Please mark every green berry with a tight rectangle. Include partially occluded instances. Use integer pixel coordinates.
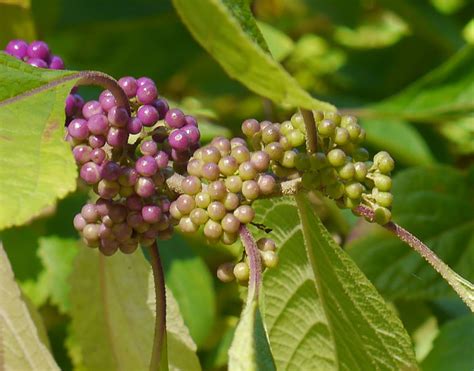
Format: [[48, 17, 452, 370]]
[[234, 205, 255, 224], [375, 191, 393, 207], [264, 142, 284, 161], [169, 202, 182, 220], [279, 136, 292, 150], [373, 174, 392, 191], [321, 168, 338, 185], [261, 125, 280, 144], [179, 217, 199, 233], [281, 150, 297, 168], [353, 147, 369, 162], [324, 111, 341, 125], [181, 175, 201, 195], [309, 152, 327, 170], [204, 219, 223, 239], [239, 161, 257, 180], [223, 192, 240, 211], [195, 192, 211, 208], [190, 208, 209, 225], [280, 120, 294, 136], [218, 156, 239, 176], [208, 180, 227, 200], [318, 119, 336, 137], [327, 149, 346, 167], [261, 250, 279, 268], [374, 207, 391, 225], [187, 159, 203, 177], [374, 151, 395, 174], [356, 128, 366, 143], [334, 127, 350, 146], [202, 146, 221, 163], [257, 238, 276, 251], [290, 112, 305, 130], [221, 213, 241, 233], [325, 182, 345, 199], [346, 122, 361, 141], [217, 262, 235, 282], [345, 182, 364, 199], [338, 162, 355, 180], [344, 196, 360, 209], [225, 175, 243, 193], [313, 111, 324, 122], [354, 162, 368, 181], [242, 180, 260, 200], [201, 162, 220, 181], [231, 145, 251, 164], [287, 130, 305, 147], [233, 262, 250, 282], [221, 231, 238, 245], [241, 118, 260, 137], [207, 201, 226, 221], [340, 115, 357, 128]]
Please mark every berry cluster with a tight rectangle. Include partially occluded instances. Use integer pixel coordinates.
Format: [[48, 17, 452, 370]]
[[241, 111, 395, 224], [5, 39, 65, 69]]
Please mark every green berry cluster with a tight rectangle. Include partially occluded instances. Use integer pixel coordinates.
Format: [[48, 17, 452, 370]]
[[216, 238, 278, 285]]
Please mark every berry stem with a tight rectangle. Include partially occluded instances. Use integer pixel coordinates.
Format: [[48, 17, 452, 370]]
[[239, 225, 262, 299], [300, 108, 318, 154], [355, 205, 474, 311], [148, 241, 168, 370]]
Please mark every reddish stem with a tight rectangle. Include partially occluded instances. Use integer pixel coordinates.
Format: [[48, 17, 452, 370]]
[[239, 225, 262, 299]]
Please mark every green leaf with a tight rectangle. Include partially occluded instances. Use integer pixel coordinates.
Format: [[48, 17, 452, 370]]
[[0, 242, 59, 370], [0, 54, 82, 230], [421, 315, 474, 371], [35, 237, 78, 313], [172, 0, 334, 111], [257, 21, 294, 62], [348, 166, 474, 300], [362, 118, 434, 165], [228, 297, 275, 371], [254, 196, 418, 370], [361, 46, 474, 122], [68, 247, 200, 371], [160, 235, 216, 347]]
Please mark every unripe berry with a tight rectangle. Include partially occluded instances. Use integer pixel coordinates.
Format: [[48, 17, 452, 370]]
[[261, 125, 280, 144], [225, 176, 243, 193], [176, 194, 196, 215], [233, 262, 250, 282], [324, 111, 341, 125], [375, 192, 393, 208], [204, 219, 223, 240], [340, 115, 357, 128], [187, 159, 203, 177], [208, 180, 227, 200], [179, 217, 199, 233], [83, 224, 100, 241], [318, 119, 336, 137], [221, 213, 240, 233], [234, 205, 255, 224], [374, 151, 395, 174], [290, 112, 305, 130], [190, 208, 209, 225], [338, 162, 355, 180], [242, 180, 260, 200], [97, 179, 120, 199], [345, 182, 364, 199], [287, 130, 305, 147], [231, 145, 251, 164], [309, 152, 327, 170], [257, 174, 276, 195], [169, 202, 182, 220], [207, 201, 226, 221], [325, 183, 345, 199], [261, 250, 279, 268], [217, 262, 235, 283], [221, 231, 238, 245], [374, 207, 391, 225], [264, 142, 284, 161], [202, 146, 221, 163], [181, 175, 202, 195], [212, 136, 231, 155], [241, 119, 260, 137], [195, 192, 211, 208], [257, 238, 276, 252], [346, 122, 362, 141], [354, 162, 368, 182], [327, 149, 346, 167], [218, 156, 238, 176], [353, 147, 369, 162], [281, 150, 297, 168], [250, 151, 270, 172], [279, 121, 294, 136], [81, 204, 99, 223], [223, 192, 240, 211], [321, 168, 338, 185], [239, 161, 257, 180], [373, 174, 392, 191], [201, 162, 220, 181], [334, 127, 350, 146]]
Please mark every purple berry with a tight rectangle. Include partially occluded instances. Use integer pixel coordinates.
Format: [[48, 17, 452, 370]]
[[65, 94, 77, 116], [153, 98, 169, 119], [101, 161, 121, 181], [165, 108, 185, 128], [90, 148, 106, 164], [108, 106, 129, 127], [137, 84, 158, 104], [49, 55, 64, 69], [118, 167, 139, 186], [5, 39, 28, 59], [99, 90, 117, 111], [168, 129, 188, 151], [126, 195, 143, 211], [27, 58, 48, 68], [142, 206, 162, 223], [87, 114, 109, 135], [182, 125, 200, 144], [80, 162, 101, 184], [136, 155, 158, 177], [118, 76, 138, 98], [154, 151, 169, 169], [26, 41, 50, 60], [88, 135, 106, 148], [127, 117, 143, 134], [137, 105, 159, 127], [82, 100, 103, 119], [95, 198, 112, 216], [107, 127, 128, 147], [135, 177, 155, 198], [140, 140, 158, 156], [184, 115, 198, 127], [68, 119, 89, 140], [137, 76, 155, 87], [72, 145, 92, 164]]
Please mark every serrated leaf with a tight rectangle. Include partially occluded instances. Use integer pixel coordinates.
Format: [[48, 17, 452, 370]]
[[362, 118, 434, 165], [0, 54, 83, 230], [172, 0, 334, 111], [421, 315, 474, 371], [0, 243, 59, 370], [253, 196, 418, 370], [68, 247, 200, 371], [228, 297, 275, 371], [348, 166, 474, 301]]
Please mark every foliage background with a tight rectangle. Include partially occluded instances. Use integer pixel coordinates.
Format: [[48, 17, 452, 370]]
[[0, 0, 473, 370]]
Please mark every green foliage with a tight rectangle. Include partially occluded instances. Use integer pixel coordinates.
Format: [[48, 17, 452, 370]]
[[254, 196, 418, 369], [0, 243, 59, 370], [68, 247, 200, 370], [0, 54, 79, 230], [348, 166, 474, 300]]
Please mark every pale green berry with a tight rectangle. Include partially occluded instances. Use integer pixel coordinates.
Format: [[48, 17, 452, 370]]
[[345, 182, 364, 199], [338, 162, 355, 180], [280, 120, 294, 136], [257, 238, 276, 251], [334, 127, 350, 146], [287, 130, 305, 147], [375, 191, 393, 207], [374, 207, 391, 225], [242, 180, 260, 200], [353, 147, 369, 162], [327, 149, 346, 167], [217, 262, 235, 282], [234, 205, 255, 224], [179, 217, 199, 233], [373, 174, 392, 191], [190, 208, 209, 225], [195, 192, 211, 208], [309, 152, 327, 170], [264, 142, 284, 161], [233, 262, 250, 282], [291, 112, 305, 130], [318, 119, 336, 137], [225, 175, 243, 193], [204, 219, 223, 239], [221, 231, 238, 245], [207, 201, 226, 221], [374, 151, 395, 174], [223, 192, 240, 210], [354, 162, 368, 181], [281, 150, 297, 168], [324, 111, 341, 125], [261, 250, 279, 268]]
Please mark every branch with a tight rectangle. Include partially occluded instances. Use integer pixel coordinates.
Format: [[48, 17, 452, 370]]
[[355, 205, 474, 311], [148, 242, 168, 370], [239, 225, 262, 300], [300, 108, 318, 154]]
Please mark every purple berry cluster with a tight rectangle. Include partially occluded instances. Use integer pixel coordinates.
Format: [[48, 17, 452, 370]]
[[5, 39, 64, 69]]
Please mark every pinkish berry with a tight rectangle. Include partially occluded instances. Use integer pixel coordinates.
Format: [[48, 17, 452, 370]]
[[136, 155, 158, 177], [184, 115, 198, 127], [88, 135, 106, 148], [108, 106, 129, 127], [82, 100, 103, 119], [168, 129, 188, 151], [80, 162, 101, 184], [142, 206, 162, 223], [27, 58, 48, 68], [65, 94, 77, 116], [99, 90, 117, 111], [137, 84, 158, 104], [137, 105, 159, 127], [137, 77, 155, 87], [126, 195, 143, 211], [135, 177, 155, 198], [154, 151, 169, 169], [165, 108, 186, 128], [90, 148, 106, 164], [5, 39, 28, 59], [49, 56, 64, 69], [140, 140, 158, 156], [107, 127, 128, 147], [182, 125, 200, 144], [87, 114, 109, 135], [68, 119, 89, 140], [118, 76, 138, 98], [72, 145, 91, 164], [127, 117, 143, 134], [26, 41, 50, 60]]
